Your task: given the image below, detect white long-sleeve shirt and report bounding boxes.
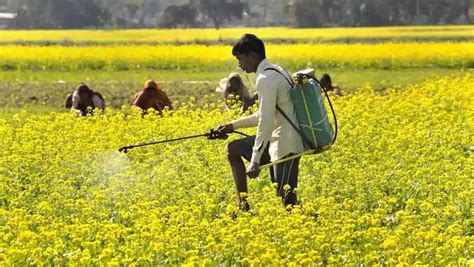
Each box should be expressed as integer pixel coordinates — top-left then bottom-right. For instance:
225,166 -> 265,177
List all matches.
231,59 -> 305,163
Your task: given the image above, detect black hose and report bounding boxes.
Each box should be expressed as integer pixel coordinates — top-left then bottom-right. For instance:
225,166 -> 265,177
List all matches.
232,130 -> 250,137
301,74 -> 338,145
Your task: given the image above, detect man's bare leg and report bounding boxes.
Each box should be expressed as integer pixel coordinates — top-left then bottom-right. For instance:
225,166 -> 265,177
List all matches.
227,141 -> 250,211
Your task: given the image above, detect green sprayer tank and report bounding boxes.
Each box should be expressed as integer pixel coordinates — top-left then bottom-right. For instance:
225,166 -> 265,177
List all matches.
291,69 -> 334,150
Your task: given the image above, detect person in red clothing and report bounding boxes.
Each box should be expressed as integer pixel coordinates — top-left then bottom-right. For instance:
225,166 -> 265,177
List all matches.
132,80 -> 173,114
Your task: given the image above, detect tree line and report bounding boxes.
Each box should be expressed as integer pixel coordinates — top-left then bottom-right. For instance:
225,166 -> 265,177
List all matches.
291,0 -> 472,27
0,0 -> 472,29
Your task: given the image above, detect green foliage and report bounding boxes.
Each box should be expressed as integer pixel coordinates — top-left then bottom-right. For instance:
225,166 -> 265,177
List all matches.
159,4 -> 198,28
198,0 -> 247,29
288,0 -> 473,27
7,0 -> 110,29
3,0 -> 473,29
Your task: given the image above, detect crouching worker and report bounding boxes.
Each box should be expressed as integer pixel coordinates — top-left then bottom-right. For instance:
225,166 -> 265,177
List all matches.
217,34 -> 305,211
216,73 -> 256,113
69,83 -> 105,116
132,80 -> 172,115
65,92 -> 73,109
320,74 -> 343,96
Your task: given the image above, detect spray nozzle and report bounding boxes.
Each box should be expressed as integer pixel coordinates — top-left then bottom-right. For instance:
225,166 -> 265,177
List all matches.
118,146 -> 130,153
207,129 -> 228,140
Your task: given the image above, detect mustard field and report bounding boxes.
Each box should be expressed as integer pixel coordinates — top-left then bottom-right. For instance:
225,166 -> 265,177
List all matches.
0,26 -> 473,265
1,42 -> 473,71
0,74 -> 472,265
1,25 -> 473,44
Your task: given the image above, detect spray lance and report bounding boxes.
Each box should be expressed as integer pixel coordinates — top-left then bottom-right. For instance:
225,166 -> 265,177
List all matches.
118,129 -> 249,153
119,70 -> 338,172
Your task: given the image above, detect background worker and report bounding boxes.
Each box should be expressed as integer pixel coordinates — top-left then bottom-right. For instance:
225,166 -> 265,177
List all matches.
320,73 -> 343,96
68,83 -> 105,116
132,79 -> 173,114
216,72 -> 256,113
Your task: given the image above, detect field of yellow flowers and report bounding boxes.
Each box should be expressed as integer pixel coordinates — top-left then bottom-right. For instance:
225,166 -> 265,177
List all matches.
1,42 -> 473,71
0,73 -> 472,265
1,25 -> 473,44
0,25 -> 473,264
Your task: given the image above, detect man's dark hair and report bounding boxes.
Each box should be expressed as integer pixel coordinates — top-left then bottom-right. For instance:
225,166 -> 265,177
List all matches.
77,83 -> 91,95
232,34 -> 266,59
320,74 -> 332,87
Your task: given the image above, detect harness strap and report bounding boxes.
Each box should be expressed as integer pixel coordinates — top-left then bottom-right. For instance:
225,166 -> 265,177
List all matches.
263,67 -> 295,87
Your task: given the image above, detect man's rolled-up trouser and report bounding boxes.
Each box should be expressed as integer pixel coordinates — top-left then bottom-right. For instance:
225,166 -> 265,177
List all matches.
228,135 -> 300,205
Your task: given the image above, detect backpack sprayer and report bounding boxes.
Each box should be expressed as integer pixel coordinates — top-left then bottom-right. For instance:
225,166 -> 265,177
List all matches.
259,68 -> 338,170
289,68 -> 337,149
118,129 -> 249,153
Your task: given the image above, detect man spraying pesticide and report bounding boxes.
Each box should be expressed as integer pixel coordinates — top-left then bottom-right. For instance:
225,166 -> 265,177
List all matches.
217,34 -> 337,211
118,34 -> 336,211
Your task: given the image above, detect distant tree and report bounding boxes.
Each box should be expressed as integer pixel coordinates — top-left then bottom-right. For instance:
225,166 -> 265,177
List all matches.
358,0 -> 391,26
444,0 -> 471,24
198,0 -> 246,29
126,3 -> 140,19
287,0 -> 473,27
159,4 -> 198,28
286,0 -> 322,28
10,0 -> 110,29
5,0 -> 473,29
463,0 -> 473,23
58,0 -> 110,28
